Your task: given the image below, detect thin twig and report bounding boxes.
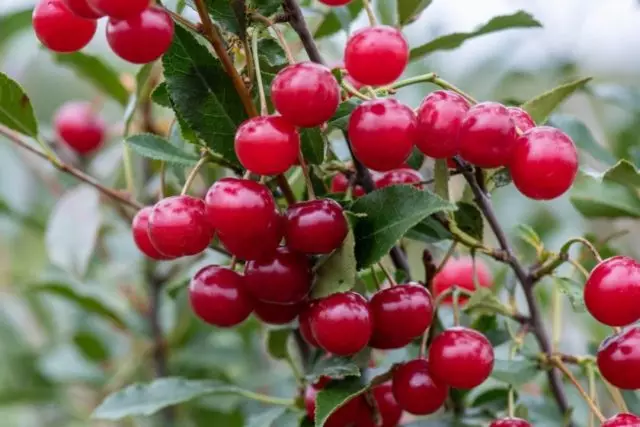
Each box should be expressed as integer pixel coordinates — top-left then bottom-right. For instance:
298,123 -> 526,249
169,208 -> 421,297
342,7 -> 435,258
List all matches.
554,358 -> 605,423
282,0 -> 325,64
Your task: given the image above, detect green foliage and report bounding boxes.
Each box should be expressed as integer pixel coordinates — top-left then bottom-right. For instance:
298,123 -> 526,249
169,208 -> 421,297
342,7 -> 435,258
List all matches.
491,359 -> 541,386
266,327 -> 292,360
553,277 -> 586,312
548,114 -> 616,166
328,99 -> 362,130
311,226 -> 357,298
0,72 -> 39,137
453,202 -> 484,241
0,9 -> 32,52
570,168 -> 640,218
126,133 -> 201,165
397,0 -> 433,27
314,2 -> 364,39
306,356 -> 360,383
521,77 -> 592,124
315,378 -> 363,427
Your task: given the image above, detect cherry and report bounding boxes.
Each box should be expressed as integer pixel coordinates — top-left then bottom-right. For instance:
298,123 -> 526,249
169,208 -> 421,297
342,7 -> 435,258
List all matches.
369,283 -> 434,349
189,265 -> 254,327
284,199 -> 348,255
357,382 -> 403,427
432,257 -> 493,304
489,418 -> 532,427
131,207 -> 173,260
597,327 -> 640,390
507,107 -> 535,132
53,101 -> 105,155
509,126 -> 579,200
253,299 -> 304,325
345,26 -> 409,86
458,102 -> 518,168
299,302 -> 320,347
61,0 -> 103,19
106,7 -> 174,64
375,168 -> 423,189
349,99 -> 416,172
271,62 -> 340,128
244,247 -> 312,304
318,0 -> 352,5
392,359 -> 448,415
148,195 -> 214,258
602,413 -> 640,427
304,383 -> 367,427
235,116 -> 300,175
310,291 -> 373,356
428,326 -> 494,389
33,0 -> 97,53
415,90 -> 470,159
330,173 -> 365,197
87,0 -> 148,19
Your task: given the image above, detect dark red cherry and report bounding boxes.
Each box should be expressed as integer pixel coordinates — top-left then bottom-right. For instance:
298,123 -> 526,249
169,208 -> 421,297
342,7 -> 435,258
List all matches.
415,90 -> 470,159
253,299 -> 304,325
489,417 -> 532,427
132,207 -> 173,260
458,102 -> 518,168
597,327 -> 640,390
356,382 -> 402,427
510,126 -> 579,200
428,326 -> 495,389
61,0 -> 103,19
318,0 -> 352,5
349,98 -> 416,172
330,173 -> 365,197
33,0 -> 97,53
54,101 -> 105,155
507,107 -> 535,132
148,195 -> 214,258
310,291 -> 373,356
432,257 -> 493,304
87,0 -> 148,19
602,413 -> 640,427
392,359 -> 448,415
189,265 -> 254,327
375,168 -> 423,189
284,199 -> 348,255
299,302 -> 320,347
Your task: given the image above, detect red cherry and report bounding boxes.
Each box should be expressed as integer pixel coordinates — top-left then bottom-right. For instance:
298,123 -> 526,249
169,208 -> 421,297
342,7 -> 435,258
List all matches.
54,101 -> 105,155
271,62 -> 340,128
369,283 -> 434,350
132,207 -> 173,260
310,291 -> 373,356
345,26 -> 408,86
602,413 -> 640,427
597,327 -> 640,390
458,102 -> 518,168
330,173 -> 365,197
284,199 -> 348,255
446,158 -> 458,169
106,7 -> 174,64
304,384 -> 367,427
375,168 -> 423,189
61,0 -> 103,19
433,257 -> 493,305
33,0 -> 97,53
87,0 -> 148,19
392,359 -> 448,415
253,299 -> 304,325
349,99 -> 416,172
244,247 -> 312,304
507,107 -> 535,132
489,418 -> 531,427
148,195 -> 214,258
318,0 -> 352,5
428,326 -> 495,389
510,126 -> 579,200
299,302 -> 320,347
356,382 -> 402,427
189,265 -> 254,327
415,90 -> 470,159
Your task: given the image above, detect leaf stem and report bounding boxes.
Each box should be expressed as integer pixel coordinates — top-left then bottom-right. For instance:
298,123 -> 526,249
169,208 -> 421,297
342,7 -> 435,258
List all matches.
251,30 -> 269,116
181,156 -> 208,195
553,357 -> 605,423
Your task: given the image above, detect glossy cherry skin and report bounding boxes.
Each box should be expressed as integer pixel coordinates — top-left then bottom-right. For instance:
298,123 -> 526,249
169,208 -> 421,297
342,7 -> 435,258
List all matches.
33,0 -> 97,53
602,413 -> 640,427
369,283 -> 434,349
489,418 -> 532,427
284,199 -> 348,255
458,102 -> 518,168
349,99 -> 416,172
392,359 -> 448,415
244,247 -> 312,304
310,291 -> 373,356
331,173 -> 365,197
507,107 -> 535,132
345,26 -> 409,86
87,0 -> 148,19
415,90 -> 470,159
356,382 -> 403,427
299,302 -> 320,347
61,0 -> 103,19
597,327 -> 640,390
318,0 -> 352,5
375,168 -> 423,189
132,207 -> 174,260
271,62 -> 340,128
304,384 -> 368,427
510,126 -> 579,200
428,326 -> 495,389
54,101 -> 105,155
253,299 -> 304,325
106,7 -> 174,64
235,116 -> 300,175
433,257 -> 493,304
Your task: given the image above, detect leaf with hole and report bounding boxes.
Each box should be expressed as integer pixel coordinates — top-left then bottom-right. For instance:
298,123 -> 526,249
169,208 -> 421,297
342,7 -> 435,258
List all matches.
312,226 -> 357,298
0,72 -> 38,138
126,134 -> 200,165
521,77 -> 592,124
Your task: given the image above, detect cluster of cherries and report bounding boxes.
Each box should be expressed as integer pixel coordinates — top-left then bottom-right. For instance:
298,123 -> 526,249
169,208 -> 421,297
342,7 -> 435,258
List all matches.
32,0 -> 174,64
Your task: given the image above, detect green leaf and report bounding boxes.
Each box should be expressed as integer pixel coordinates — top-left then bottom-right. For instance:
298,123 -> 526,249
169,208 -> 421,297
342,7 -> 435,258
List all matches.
266,328 -> 291,361
258,38 -> 290,69
410,11 -> 542,61
406,216 -> 452,243
315,378 -> 364,427
73,330 -> 109,362
328,99 -> 362,131
250,0 -> 282,17
516,224 -> 543,250
463,287 -> 509,317
126,134 -> 201,165
53,52 -> 129,106
301,128 -> 326,165
123,63 -> 154,129
521,77 -> 592,124
311,226 -> 357,298
0,9 -> 32,52
187,0 -> 241,34
453,202 -> 483,240
487,167 -> 512,192
151,82 -> 171,107
314,3 -> 363,39
397,0 -> 432,27
553,277 -> 586,312
433,158 -> 449,200
491,359 -> 540,386
247,408 -> 287,427
350,186 -> 455,269
306,356 -> 360,384
602,159 -> 640,189
163,25 -> 247,164
0,72 -> 39,138
548,114 -> 616,166
570,170 -> 640,219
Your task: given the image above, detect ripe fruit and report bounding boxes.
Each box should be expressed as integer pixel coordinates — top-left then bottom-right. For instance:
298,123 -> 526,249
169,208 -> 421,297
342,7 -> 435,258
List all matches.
310,292 -> 373,356
131,207 -> 173,260
489,418 -> 532,427
253,300 -> 304,325
189,265 -> 254,327
33,0 -> 97,53
235,116 -> 300,175
428,326 -> 495,389
299,302 -> 319,347
458,102 -> 518,168
345,26 -> 409,86
369,283 -> 434,349
148,195 -> 214,258
53,101 -> 105,155
510,126 -> 579,200
507,107 -> 535,132
284,199 -> 348,255
392,359 -> 448,415
106,7 -> 174,64
271,62 -> 340,128
432,257 -> 493,304
602,413 -> 640,427
358,382 -> 403,427
375,168 -> 423,189
318,0 -> 352,5
415,90 -> 470,158
61,0 -> 103,19
87,0 -> 148,19
304,383 -> 367,427
349,99 -> 416,172
584,256 -> 640,327
330,173 -> 365,197
244,247 -> 312,304
597,327 -> 640,390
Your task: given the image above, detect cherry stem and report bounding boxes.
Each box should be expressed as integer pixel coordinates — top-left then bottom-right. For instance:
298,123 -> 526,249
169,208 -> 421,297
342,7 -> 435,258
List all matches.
158,161 -> 166,200
587,364 -> 597,427
164,7 -> 200,33
341,80 -> 371,101
419,327 -> 429,359
431,77 -> 478,104
553,357 -> 605,423
361,0 -> 378,26
370,266 -> 381,290
252,13 -> 296,65
181,156 -> 208,196
251,30 -> 269,116
568,258 -> 590,279
377,262 -> 397,286
451,286 -> 461,326
436,242 -> 457,273
561,237 -> 603,263
230,255 -> 238,270
298,150 -> 316,199
551,285 -> 562,353
600,373 -> 629,414
507,344 -> 518,418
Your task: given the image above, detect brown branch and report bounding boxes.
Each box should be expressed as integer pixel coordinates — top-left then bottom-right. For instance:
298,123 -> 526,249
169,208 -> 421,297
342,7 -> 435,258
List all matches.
282,0 -> 324,65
